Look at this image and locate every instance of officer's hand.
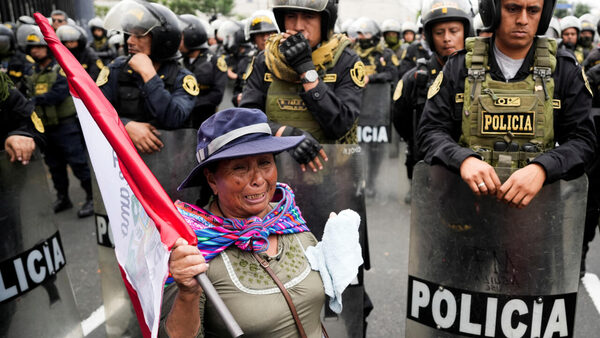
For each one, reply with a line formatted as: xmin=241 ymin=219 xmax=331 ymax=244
xmin=128 ymin=53 xmax=157 ymax=83
xmin=460 ymin=156 xmax=501 ymax=196
xmin=284 ymin=127 xmax=328 ymax=172
xmin=125 ymin=121 xmax=164 ymax=154
xmin=169 ymin=238 xmax=208 ymax=295
xmin=4 ymin=135 xmax=35 ymax=165
xmin=279 ymin=32 xmax=315 ymax=76
xmin=364 ymin=75 xmax=370 ymax=85
xmin=227 ymin=69 xmax=237 ymax=80
xmin=497 ymin=163 xmax=546 ymax=209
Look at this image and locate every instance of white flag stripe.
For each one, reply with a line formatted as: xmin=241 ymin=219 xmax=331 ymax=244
xmin=74 ymin=98 xmax=169 ymax=337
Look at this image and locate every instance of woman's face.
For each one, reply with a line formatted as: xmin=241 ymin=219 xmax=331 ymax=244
xmin=205 ymin=154 xmax=277 ymax=219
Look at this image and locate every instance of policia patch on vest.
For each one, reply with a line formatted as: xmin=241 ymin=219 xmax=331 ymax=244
xmin=582 ymin=68 xmax=593 ymax=96
xmin=393 ymin=79 xmax=403 ymax=101
xmin=182 ymin=75 xmax=200 ymax=96
xmin=427 ymin=71 xmax=443 ymax=99
xmin=96 ymin=67 xmax=110 ymax=86
xmin=481 ymin=111 xmax=535 ymax=136
xmin=217 ymin=55 xmax=228 ymax=72
xmin=350 ymin=61 xmax=367 ymax=87
xmin=31 ymin=112 xmax=44 ymax=133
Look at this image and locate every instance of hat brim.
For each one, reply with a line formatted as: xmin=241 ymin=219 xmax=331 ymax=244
xmin=178 ymin=135 xmax=305 ymax=190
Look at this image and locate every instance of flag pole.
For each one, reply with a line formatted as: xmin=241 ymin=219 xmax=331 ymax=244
xmin=33 ymin=13 xmax=242 ymax=338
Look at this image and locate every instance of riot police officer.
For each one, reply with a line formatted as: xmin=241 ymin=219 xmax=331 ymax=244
xmin=240 ymin=0 xmax=364 ymax=171
xmin=578 ymin=14 xmax=596 ymax=61
xmin=418 ymin=0 xmax=596 ymax=209
xmin=0 ymin=24 xmax=33 ymax=94
xmin=56 ymin=24 xmax=102 ymax=80
xmin=232 ymin=10 xmax=280 ymax=106
xmin=582 ymin=16 xmax=600 ymax=70
xmin=88 ymin=17 xmax=117 ymax=65
xmin=393 ymin=0 xmax=471 ymax=204
xmin=352 ymin=17 xmax=399 ymax=85
xmin=179 ymin=14 xmax=227 ymax=128
xmin=100 ymin=0 xmax=197 ymax=154
xmin=397 ymin=22 xmax=432 ymax=78
xmin=381 ymin=19 xmax=403 ymax=58
xmin=25 ymin=25 xmax=94 ymax=217
xmin=559 ymin=15 xmax=584 ymax=64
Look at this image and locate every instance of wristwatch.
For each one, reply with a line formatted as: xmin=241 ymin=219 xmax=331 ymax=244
xmin=302 ymin=69 xmax=319 ymax=83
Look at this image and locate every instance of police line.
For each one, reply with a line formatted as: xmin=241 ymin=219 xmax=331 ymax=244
xmin=407 ymin=276 xmax=574 ymax=337
xmin=0 ymin=231 xmax=66 ymax=303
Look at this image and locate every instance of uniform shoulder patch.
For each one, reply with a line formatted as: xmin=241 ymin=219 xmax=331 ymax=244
xmin=242 ymin=56 xmax=255 ymax=81
xmin=31 ymin=112 xmax=44 ymax=133
xmin=182 ymin=74 xmax=200 ymax=96
xmin=59 ymin=68 xmax=66 ymax=77
xmin=217 ymin=55 xmax=228 ymax=72
xmin=96 ymin=59 xmax=104 ymax=70
xmin=427 ymin=71 xmax=443 ymax=99
xmin=96 ymin=66 xmax=110 ymax=86
xmin=582 ymin=68 xmax=593 ymax=96
xmin=350 ymin=61 xmax=366 ymax=87
xmin=393 ymin=79 xmax=403 ymax=101
xmin=26 ymin=55 xmax=35 ymax=64
xmin=401 ymin=49 xmax=407 ymax=60
xmin=392 ymin=54 xmax=400 ymax=66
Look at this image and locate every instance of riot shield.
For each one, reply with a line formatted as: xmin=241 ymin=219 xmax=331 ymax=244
xmin=276 ymin=144 xmax=369 ymax=338
xmin=94 ymin=128 xmax=199 ymax=337
xmin=0 ymin=151 xmax=83 ymax=338
xmin=406 ymin=163 xmax=588 ymax=338
xmin=357 ymin=82 xmax=392 ymax=144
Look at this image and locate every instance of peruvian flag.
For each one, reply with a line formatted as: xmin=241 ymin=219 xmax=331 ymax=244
xmin=33 ymin=14 xmax=197 ymax=337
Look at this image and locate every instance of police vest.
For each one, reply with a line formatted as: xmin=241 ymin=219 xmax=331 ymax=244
xmin=115 ymin=62 xmax=179 ymax=123
xmin=29 ymin=64 xmax=76 ymax=127
xmin=459 ymin=37 xmax=556 ymax=168
xmin=265 ymin=35 xmax=356 ymax=144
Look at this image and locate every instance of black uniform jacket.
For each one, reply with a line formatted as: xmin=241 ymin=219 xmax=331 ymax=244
xmin=100 ymin=56 xmax=196 ymax=129
xmin=398 ymin=41 xmax=431 ymax=78
xmin=240 ymin=48 xmax=364 ymax=140
xmin=1 ymin=87 xmax=45 ymax=148
xmin=417 ymin=38 xmax=597 ymax=184
xmin=583 ymin=47 xmax=600 ymax=70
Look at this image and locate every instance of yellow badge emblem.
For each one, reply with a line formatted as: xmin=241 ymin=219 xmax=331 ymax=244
xmin=350 ymin=61 xmax=367 ymax=87
xmin=25 ymin=55 xmax=35 ymax=64
xmin=96 ymin=59 xmax=104 ymax=70
xmin=96 ymin=66 xmax=110 ymax=86
xmin=182 ymin=75 xmax=200 ymax=96
xmin=427 ymin=71 xmax=443 ymax=99
xmin=392 ymin=54 xmax=400 ymax=66
xmin=583 ymin=68 xmax=593 ymax=96
xmin=31 ymin=112 xmax=45 ymax=133
xmin=401 ymin=49 xmax=407 ymax=60
xmin=217 ymin=55 xmax=228 ymax=72
xmin=35 ymin=83 xmax=48 ymax=95
xmin=393 ymin=79 xmax=403 ymax=101
xmin=242 ymin=57 xmax=255 ymax=81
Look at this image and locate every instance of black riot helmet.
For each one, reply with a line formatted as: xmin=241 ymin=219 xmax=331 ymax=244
xmin=247 ymin=10 xmax=279 ymax=41
xmin=272 ymin=0 xmax=338 ymax=42
xmin=179 ymin=14 xmax=208 ymax=50
xmin=421 ymin=0 xmax=472 ymax=51
xmin=0 ymin=24 xmax=16 ymax=56
xmin=104 ymin=0 xmax=182 ymax=61
xmin=479 ymin=0 xmax=557 ymax=35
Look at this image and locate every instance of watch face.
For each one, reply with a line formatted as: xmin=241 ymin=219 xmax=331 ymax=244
xmin=305 ymin=70 xmax=318 ymax=82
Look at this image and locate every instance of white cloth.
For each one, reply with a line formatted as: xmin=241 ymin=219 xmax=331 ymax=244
xmin=493 ymin=43 xmax=524 ymax=81
xmin=305 ymin=209 xmax=363 ymax=314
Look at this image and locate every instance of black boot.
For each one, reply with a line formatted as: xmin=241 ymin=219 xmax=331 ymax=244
xmin=53 ymin=194 xmax=73 ymax=213
xmin=77 ymin=198 xmax=94 ymax=218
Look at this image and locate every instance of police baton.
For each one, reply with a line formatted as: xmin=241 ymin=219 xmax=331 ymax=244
xmin=194 ymin=273 xmax=243 ymax=337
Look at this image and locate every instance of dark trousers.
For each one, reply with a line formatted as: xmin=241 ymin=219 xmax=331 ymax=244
xmin=43 ymin=120 xmax=92 ymax=198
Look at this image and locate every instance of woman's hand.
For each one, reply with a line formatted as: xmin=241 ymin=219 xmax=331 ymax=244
xmin=169 ymin=238 xmax=209 ymax=295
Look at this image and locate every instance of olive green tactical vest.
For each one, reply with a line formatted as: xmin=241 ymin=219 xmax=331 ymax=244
xmin=265 ymin=38 xmax=357 ymax=144
xmin=29 ymin=64 xmax=76 ymax=126
xmin=459 ymin=37 xmax=556 ymax=168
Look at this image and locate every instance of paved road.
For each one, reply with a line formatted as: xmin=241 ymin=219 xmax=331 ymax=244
xmin=52 ymin=142 xmax=600 ymax=337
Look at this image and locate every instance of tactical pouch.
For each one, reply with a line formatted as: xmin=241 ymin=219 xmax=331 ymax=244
xmin=38 ymin=105 xmax=59 ymax=127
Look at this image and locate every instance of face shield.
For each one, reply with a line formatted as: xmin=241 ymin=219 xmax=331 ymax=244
xmin=104 ymin=0 xmax=161 ymax=37
xmin=56 ymin=25 xmax=82 ymax=42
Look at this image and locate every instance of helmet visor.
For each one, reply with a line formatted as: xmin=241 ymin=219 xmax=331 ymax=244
xmin=104 ymin=0 xmax=161 ymax=36
xmin=422 ymin=0 xmax=471 ymax=20
xmin=271 ymin=0 xmax=328 ymax=12
xmin=56 ymin=25 xmax=81 ymax=42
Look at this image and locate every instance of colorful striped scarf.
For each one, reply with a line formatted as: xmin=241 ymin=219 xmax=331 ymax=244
xmin=165 ymin=183 xmax=309 ymax=286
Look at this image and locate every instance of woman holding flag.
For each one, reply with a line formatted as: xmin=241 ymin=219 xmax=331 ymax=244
xmin=160 ymin=108 xmax=335 ymax=338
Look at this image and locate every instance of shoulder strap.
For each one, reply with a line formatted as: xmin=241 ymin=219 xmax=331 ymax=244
xmin=465 ymin=37 xmax=490 ymax=100
xmin=532 ymin=37 xmax=556 ymax=100
xmin=252 ymin=252 xmax=307 ymax=338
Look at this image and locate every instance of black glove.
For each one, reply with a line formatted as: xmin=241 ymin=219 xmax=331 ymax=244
xmin=279 ymin=32 xmax=315 ymax=75
xmin=281 ymin=126 xmax=322 ymax=165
